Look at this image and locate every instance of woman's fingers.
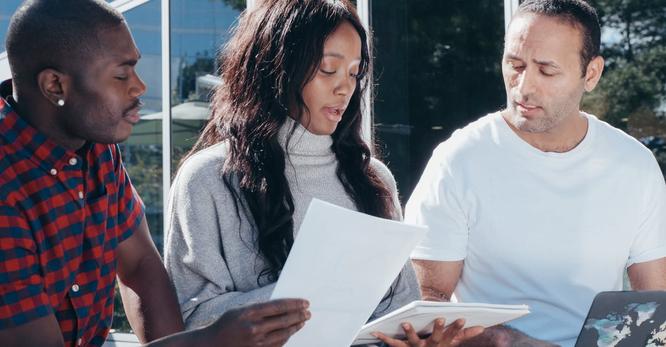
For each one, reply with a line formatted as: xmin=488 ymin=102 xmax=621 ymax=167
xmin=425 ymin=318 xmax=446 ymax=347
xmin=372 ymin=331 xmax=408 ymax=347
xmin=402 ymin=322 xmax=424 ymax=346
xmin=437 ymin=318 xmax=464 ymax=346
xmin=372 ymin=319 xmax=482 ymax=347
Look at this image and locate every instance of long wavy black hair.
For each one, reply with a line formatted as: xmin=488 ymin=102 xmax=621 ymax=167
xmin=187 ymin=0 xmax=396 ymax=285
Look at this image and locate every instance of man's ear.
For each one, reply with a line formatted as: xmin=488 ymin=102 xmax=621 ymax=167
xmin=583 ymin=56 xmax=604 ymax=92
xmin=36 ymin=68 xmax=70 ymax=107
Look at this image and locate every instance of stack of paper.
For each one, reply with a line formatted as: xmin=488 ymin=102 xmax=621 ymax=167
xmin=352 ymin=300 xmax=531 ymax=345
xmin=270 ymin=199 xmax=428 ymax=347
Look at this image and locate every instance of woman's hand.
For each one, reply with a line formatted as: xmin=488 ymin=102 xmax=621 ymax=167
xmin=372 ymin=318 xmax=484 ymax=347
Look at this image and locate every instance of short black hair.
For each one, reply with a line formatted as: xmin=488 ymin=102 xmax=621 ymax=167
xmin=6 ymin=0 xmax=125 ymax=88
xmin=516 ymin=0 xmax=601 ymax=75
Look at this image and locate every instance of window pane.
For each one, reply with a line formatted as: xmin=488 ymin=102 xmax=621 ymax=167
xmin=119 ymin=0 xmax=164 ymax=249
xmin=170 ymin=0 xmax=245 ymax=172
xmin=114 ymin=0 xmax=163 ymax=333
xmin=371 ymin=0 xmax=505 ymax=203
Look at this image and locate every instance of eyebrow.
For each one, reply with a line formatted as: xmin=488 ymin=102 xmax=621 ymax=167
xmin=118 ymin=52 xmax=142 ymax=67
xmin=323 ymin=52 xmax=362 ymax=61
xmin=505 ymin=54 xmax=560 ymax=68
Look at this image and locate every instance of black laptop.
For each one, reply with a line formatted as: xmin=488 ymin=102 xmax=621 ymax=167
xmin=575 ymin=291 xmax=666 ymax=347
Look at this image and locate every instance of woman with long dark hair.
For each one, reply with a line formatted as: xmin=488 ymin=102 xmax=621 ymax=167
xmin=164 ymin=1 xmax=481 ymax=345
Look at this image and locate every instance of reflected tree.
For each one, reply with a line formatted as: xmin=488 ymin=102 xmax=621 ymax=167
xmin=584 ymin=0 xmax=666 ymax=131
xmin=214 ymin=0 xmax=246 ymax=11
xmin=177 ymin=53 xmax=216 ymax=102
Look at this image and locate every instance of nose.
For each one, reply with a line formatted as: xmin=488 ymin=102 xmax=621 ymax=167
xmin=516 ymin=68 xmax=536 ymax=98
xmin=334 ymin=74 xmax=356 ymax=97
xmin=130 ymin=72 xmax=147 ymax=98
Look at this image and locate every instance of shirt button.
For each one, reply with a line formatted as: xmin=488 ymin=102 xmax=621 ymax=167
xmin=77 ymin=338 xmax=83 ymax=346
xmin=72 ymin=284 xmax=80 ymax=292
xmin=69 ymin=158 xmax=78 ymax=165
xmin=49 ymin=168 xmax=57 ymax=176
xmin=78 ymin=191 xmax=84 ymax=199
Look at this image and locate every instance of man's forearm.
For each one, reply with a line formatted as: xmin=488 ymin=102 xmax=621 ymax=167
xmin=118 ymin=254 xmax=185 ymax=343
xmin=458 ymin=325 xmax=559 ymax=347
xmin=142 ymin=325 xmax=210 ymax=347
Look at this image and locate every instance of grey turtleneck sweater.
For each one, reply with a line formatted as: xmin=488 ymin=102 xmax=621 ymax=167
xmin=164 ymin=118 xmax=420 ymax=329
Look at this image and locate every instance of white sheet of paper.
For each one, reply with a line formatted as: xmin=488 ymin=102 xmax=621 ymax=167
xmin=270 ymin=198 xmax=427 ymax=347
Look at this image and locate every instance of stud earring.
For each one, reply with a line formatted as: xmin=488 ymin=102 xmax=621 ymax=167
xmin=57 ymin=99 xmax=65 ymax=107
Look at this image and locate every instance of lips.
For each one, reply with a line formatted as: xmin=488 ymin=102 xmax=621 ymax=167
xmin=123 ymin=100 xmax=143 ymax=124
xmin=514 ymin=101 xmax=541 ymax=117
xmin=322 ymin=104 xmax=346 ymax=122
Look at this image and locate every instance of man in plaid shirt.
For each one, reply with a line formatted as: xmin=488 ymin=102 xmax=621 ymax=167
xmin=0 ymin=1 xmax=310 ymax=346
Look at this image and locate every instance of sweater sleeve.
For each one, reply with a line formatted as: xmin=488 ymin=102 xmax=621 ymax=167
xmin=368 ymin=158 xmax=421 ymax=320
xmin=163 ymin=149 xmax=274 ymax=329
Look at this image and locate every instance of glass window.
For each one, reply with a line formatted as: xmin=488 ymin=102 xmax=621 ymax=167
xmin=114 ymin=0 xmax=164 ymax=333
xmin=170 ymin=0 xmax=245 ymax=170
xmin=371 ymin=1 xmax=506 ymax=204
xmin=119 ymin=0 xmax=164 ymax=253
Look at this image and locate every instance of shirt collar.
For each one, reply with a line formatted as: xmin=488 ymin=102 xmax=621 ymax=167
xmin=0 ymin=79 xmax=86 ymax=173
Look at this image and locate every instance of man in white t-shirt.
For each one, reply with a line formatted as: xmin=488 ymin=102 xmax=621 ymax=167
xmin=403 ymin=0 xmax=666 ymax=347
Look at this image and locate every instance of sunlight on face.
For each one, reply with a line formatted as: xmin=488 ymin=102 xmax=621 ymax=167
xmin=502 ymin=13 xmax=587 ymax=135
xmin=299 ymin=21 xmax=362 ymax=135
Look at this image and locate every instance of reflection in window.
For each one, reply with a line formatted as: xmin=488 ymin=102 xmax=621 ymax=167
xmin=170 ymin=0 xmax=244 ymax=170
xmin=371 ymin=1 xmax=505 ymax=202
xmin=113 ymin=0 xmax=245 ymax=334
xmin=114 ymin=0 xmax=163 ymax=333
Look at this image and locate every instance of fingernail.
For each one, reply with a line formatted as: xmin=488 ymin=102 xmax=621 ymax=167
xmin=436 ymin=318 xmax=444 ymax=326
xmin=402 ymin=323 xmax=410 ymax=330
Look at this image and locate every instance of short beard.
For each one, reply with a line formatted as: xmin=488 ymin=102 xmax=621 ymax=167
xmin=505 ymin=105 xmax=564 ymax=133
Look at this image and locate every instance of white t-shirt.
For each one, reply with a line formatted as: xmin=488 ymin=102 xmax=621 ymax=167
xmin=406 ymin=112 xmax=666 ymax=347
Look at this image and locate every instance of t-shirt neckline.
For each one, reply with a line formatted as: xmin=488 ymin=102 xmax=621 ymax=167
xmin=493 ymin=111 xmax=596 ymax=160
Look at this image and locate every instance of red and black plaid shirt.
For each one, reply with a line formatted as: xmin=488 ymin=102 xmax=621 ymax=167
xmin=0 ymin=90 xmax=144 ymax=346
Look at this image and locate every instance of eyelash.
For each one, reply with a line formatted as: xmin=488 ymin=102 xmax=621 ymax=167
xmin=115 ymin=76 xmax=129 ymax=81
xmin=320 ymin=69 xmax=362 ymax=80
xmin=509 ymin=64 xmax=555 ymax=77
xmin=510 ymin=63 xmax=525 ymax=71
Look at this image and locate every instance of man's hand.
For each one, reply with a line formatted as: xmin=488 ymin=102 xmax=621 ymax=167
xmin=205 ymin=299 xmax=311 ymax=347
xmin=372 ymin=318 xmax=484 ymax=347
xmin=456 ymin=325 xmax=560 ymax=347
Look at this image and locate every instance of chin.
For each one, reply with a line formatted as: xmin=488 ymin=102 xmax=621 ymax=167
xmin=518 ymin=118 xmax=560 ymax=133
xmin=506 ymin=111 xmax=545 ymax=133
xmin=309 ymin=124 xmax=338 ymax=136
xmin=100 ymin=132 xmax=133 ymax=145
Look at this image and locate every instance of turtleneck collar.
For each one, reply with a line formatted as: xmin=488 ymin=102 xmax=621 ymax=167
xmin=277 ymin=116 xmax=334 ymax=156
